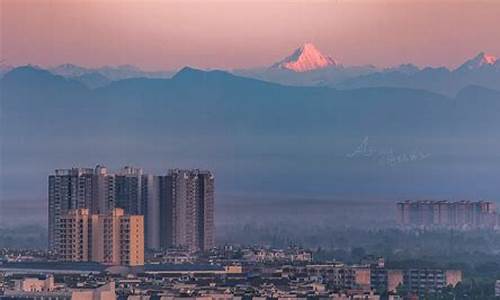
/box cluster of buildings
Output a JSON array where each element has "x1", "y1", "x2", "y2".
[
  {"x1": 0, "y1": 252, "x2": 462, "y2": 300},
  {"x1": 368, "y1": 260, "x2": 462, "y2": 295},
  {"x1": 396, "y1": 200, "x2": 498, "y2": 228},
  {"x1": 2, "y1": 166, "x2": 481, "y2": 299},
  {"x1": 1, "y1": 274, "x2": 115, "y2": 300},
  {"x1": 48, "y1": 166, "x2": 215, "y2": 266},
  {"x1": 243, "y1": 248, "x2": 313, "y2": 264}
]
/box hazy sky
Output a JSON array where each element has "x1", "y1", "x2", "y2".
[{"x1": 1, "y1": 0, "x2": 500, "y2": 70}]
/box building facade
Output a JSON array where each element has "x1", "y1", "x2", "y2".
[
  {"x1": 370, "y1": 263, "x2": 462, "y2": 294},
  {"x1": 157, "y1": 169, "x2": 215, "y2": 252},
  {"x1": 58, "y1": 209, "x2": 91, "y2": 262},
  {"x1": 57, "y1": 208, "x2": 144, "y2": 266},
  {"x1": 143, "y1": 174, "x2": 161, "y2": 250},
  {"x1": 48, "y1": 166, "x2": 114, "y2": 249},
  {"x1": 114, "y1": 166, "x2": 144, "y2": 215},
  {"x1": 403, "y1": 269, "x2": 462, "y2": 293},
  {"x1": 396, "y1": 200, "x2": 497, "y2": 228}
]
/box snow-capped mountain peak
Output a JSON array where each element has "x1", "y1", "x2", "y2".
[
  {"x1": 272, "y1": 43, "x2": 337, "y2": 72},
  {"x1": 457, "y1": 52, "x2": 497, "y2": 71}
]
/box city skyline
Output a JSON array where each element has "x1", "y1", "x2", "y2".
[
  {"x1": 2, "y1": 1, "x2": 500, "y2": 297},
  {"x1": 2, "y1": 0, "x2": 500, "y2": 70}
]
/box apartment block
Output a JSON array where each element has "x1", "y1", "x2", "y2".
[
  {"x1": 157, "y1": 169, "x2": 215, "y2": 252},
  {"x1": 403, "y1": 269, "x2": 462, "y2": 293},
  {"x1": 48, "y1": 166, "x2": 114, "y2": 249},
  {"x1": 58, "y1": 209, "x2": 91, "y2": 262},
  {"x1": 114, "y1": 166, "x2": 144, "y2": 215},
  {"x1": 143, "y1": 174, "x2": 160, "y2": 250},
  {"x1": 119, "y1": 213, "x2": 145, "y2": 266},
  {"x1": 370, "y1": 264, "x2": 462, "y2": 294},
  {"x1": 396, "y1": 200, "x2": 497, "y2": 228},
  {"x1": 57, "y1": 208, "x2": 144, "y2": 266}
]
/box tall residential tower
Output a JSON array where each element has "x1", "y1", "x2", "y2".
[
  {"x1": 48, "y1": 166, "x2": 114, "y2": 249},
  {"x1": 157, "y1": 169, "x2": 215, "y2": 252}
]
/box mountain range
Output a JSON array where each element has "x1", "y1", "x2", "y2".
[
  {"x1": 48, "y1": 64, "x2": 175, "y2": 88},
  {"x1": 336, "y1": 52, "x2": 500, "y2": 95},
  {"x1": 236, "y1": 45, "x2": 500, "y2": 95},
  {"x1": 2, "y1": 65, "x2": 500, "y2": 205},
  {"x1": 1, "y1": 43, "x2": 498, "y2": 95}
]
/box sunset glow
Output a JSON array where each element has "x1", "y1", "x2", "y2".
[{"x1": 1, "y1": 0, "x2": 500, "y2": 70}]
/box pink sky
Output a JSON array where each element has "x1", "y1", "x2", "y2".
[{"x1": 1, "y1": 0, "x2": 500, "y2": 71}]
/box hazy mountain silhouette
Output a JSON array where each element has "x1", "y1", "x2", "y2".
[
  {"x1": 48, "y1": 63, "x2": 175, "y2": 88},
  {"x1": 234, "y1": 49, "x2": 500, "y2": 95},
  {"x1": 337, "y1": 53, "x2": 500, "y2": 95},
  {"x1": 234, "y1": 64, "x2": 378, "y2": 87},
  {"x1": 72, "y1": 72, "x2": 112, "y2": 89},
  {"x1": 2, "y1": 66, "x2": 500, "y2": 210}
]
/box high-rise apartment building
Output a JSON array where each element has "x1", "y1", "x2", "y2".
[
  {"x1": 396, "y1": 200, "x2": 497, "y2": 228},
  {"x1": 48, "y1": 166, "x2": 114, "y2": 249},
  {"x1": 49, "y1": 166, "x2": 215, "y2": 253},
  {"x1": 114, "y1": 166, "x2": 144, "y2": 215},
  {"x1": 114, "y1": 167, "x2": 162, "y2": 251},
  {"x1": 119, "y1": 212, "x2": 145, "y2": 266},
  {"x1": 157, "y1": 169, "x2": 215, "y2": 252},
  {"x1": 94, "y1": 166, "x2": 116, "y2": 214},
  {"x1": 143, "y1": 175, "x2": 161, "y2": 250},
  {"x1": 58, "y1": 209, "x2": 91, "y2": 262},
  {"x1": 57, "y1": 208, "x2": 144, "y2": 266}
]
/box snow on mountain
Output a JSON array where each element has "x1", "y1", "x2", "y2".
[
  {"x1": 272, "y1": 43, "x2": 337, "y2": 72},
  {"x1": 456, "y1": 52, "x2": 497, "y2": 71}
]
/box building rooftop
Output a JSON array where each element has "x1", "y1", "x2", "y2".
[
  {"x1": 144, "y1": 263, "x2": 225, "y2": 273},
  {"x1": 0, "y1": 261, "x2": 107, "y2": 273}
]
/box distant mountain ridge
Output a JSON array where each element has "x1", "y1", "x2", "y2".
[
  {"x1": 3, "y1": 65, "x2": 500, "y2": 206},
  {"x1": 336, "y1": 52, "x2": 500, "y2": 95},
  {"x1": 457, "y1": 52, "x2": 498, "y2": 71},
  {"x1": 6, "y1": 64, "x2": 499, "y2": 140},
  {"x1": 2, "y1": 65, "x2": 500, "y2": 138},
  {"x1": 234, "y1": 45, "x2": 500, "y2": 95},
  {"x1": 50, "y1": 63, "x2": 174, "y2": 80},
  {"x1": 42, "y1": 64, "x2": 174, "y2": 88},
  {"x1": 3, "y1": 47, "x2": 499, "y2": 94}
]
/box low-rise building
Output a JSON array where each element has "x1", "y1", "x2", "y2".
[
  {"x1": 370, "y1": 264, "x2": 461, "y2": 294},
  {"x1": 2, "y1": 281, "x2": 115, "y2": 300}
]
